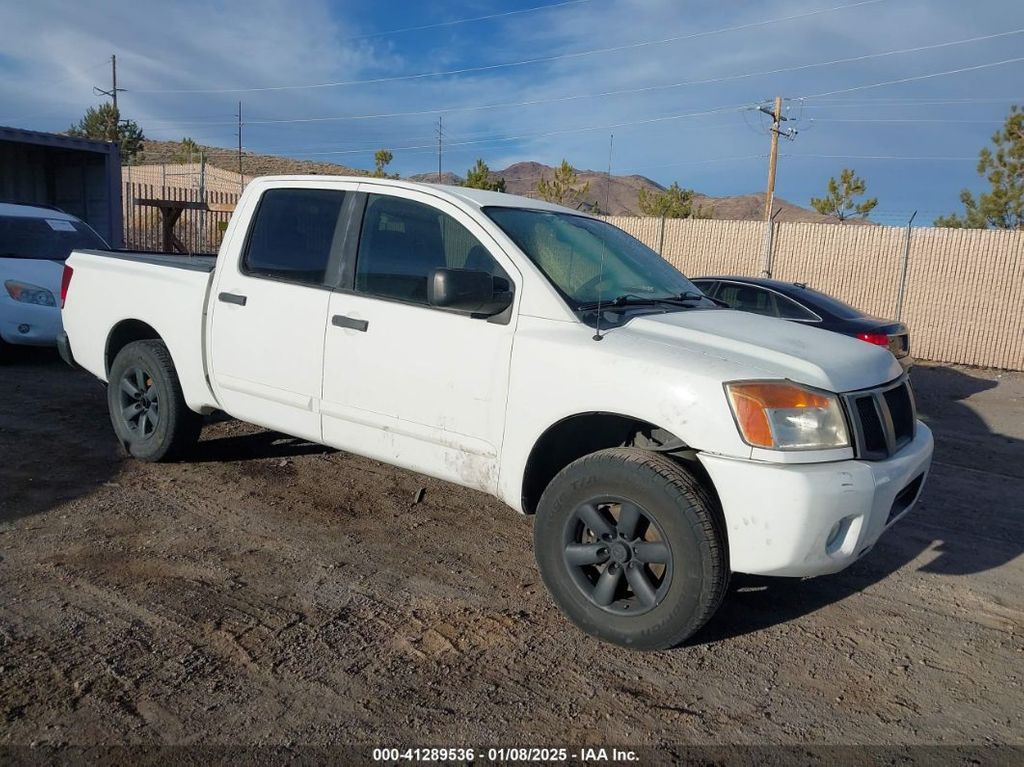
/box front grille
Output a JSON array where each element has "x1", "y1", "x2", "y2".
[{"x1": 843, "y1": 376, "x2": 917, "y2": 460}]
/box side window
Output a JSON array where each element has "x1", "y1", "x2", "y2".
[
  {"x1": 356, "y1": 194, "x2": 508, "y2": 305},
  {"x1": 243, "y1": 188, "x2": 346, "y2": 286},
  {"x1": 774, "y1": 294, "x2": 818, "y2": 321},
  {"x1": 717, "y1": 283, "x2": 777, "y2": 317}
]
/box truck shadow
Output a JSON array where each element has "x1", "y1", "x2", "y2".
[
  {"x1": 191, "y1": 429, "x2": 334, "y2": 463},
  {"x1": 692, "y1": 365, "x2": 1024, "y2": 645}
]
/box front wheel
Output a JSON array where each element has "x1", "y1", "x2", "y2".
[
  {"x1": 533, "y1": 448, "x2": 728, "y2": 650},
  {"x1": 107, "y1": 340, "x2": 201, "y2": 462}
]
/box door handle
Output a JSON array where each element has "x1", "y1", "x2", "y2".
[
  {"x1": 218, "y1": 292, "x2": 247, "y2": 306},
  {"x1": 332, "y1": 314, "x2": 368, "y2": 332}
]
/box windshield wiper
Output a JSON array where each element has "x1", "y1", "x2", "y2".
[{"x1": 578, "y1": 292, "x2": 707, "y2": 311}]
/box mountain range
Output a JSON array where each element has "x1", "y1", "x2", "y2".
[{"x1": 140, "y1": 141, "x2": 833, "y2": 222}]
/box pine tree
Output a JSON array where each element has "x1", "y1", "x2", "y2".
[
  {"x1": 67, "y1": 103, "x2": 145, "y2": 163},
  {"x1": 637, "y1": 182, "x2": 708, "y2": 218},
  {"x1": 810, "y1": 168, "x2": 878, "y2": 222},
  {"x1": 172, "y1": 137, "x2": 202, "y2": 163},
  {"x1": 536, "y1": 160, "x2": 590, "y2": 207},
  {"x1": 935, "y1": 105, "x2": 1024, "y2": 229},
  {"x1": 372, "y1": 148, "x2": 398, "y2": 178},
  {"x1": 462, "y1": 159, "x2": 506, "y2": 192}
]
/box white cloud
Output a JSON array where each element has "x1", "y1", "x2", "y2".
[{"x1": 1, "y1": 0, "x2": 1021, "y2": 213}]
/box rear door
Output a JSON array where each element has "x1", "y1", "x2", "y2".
[
  {"x1": 320, "y1": 188, "x2": 520, "y2": 492},
  {"x1": 208, "y1": 183, "x2": 358, "y2": 441}
]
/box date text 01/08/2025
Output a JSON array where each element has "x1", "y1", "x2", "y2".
[{"x1": 371, "y1": 747, "x2": 639, "y2": 762}]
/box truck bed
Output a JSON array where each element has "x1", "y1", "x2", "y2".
[
  {"x1": 75, "y1": 249, "x2": 217, "y2": 273},
  {"x1": 63, "y1": 248, "x2": 220, "y2": 413}
]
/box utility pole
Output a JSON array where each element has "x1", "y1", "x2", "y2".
[
  {"x1": 93, "y1": 54, "x2": 124, "y2": 140},
  {"x1": 758, "y1": 97, "x2": 798, "y2": 221},
  {"x1": 237, "y1": 101, "x2": 244, "y2": 192},
  {"x1": 436, "y1": 116, "x2": 444, "y2": 183},
  {"x1": 605, "y1": 133, "x2": 614, "y2": 215},
  {"x1": 761, "y1": 96, "x2": 784, "y2": 222}
]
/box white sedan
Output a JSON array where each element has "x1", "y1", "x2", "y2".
[{"x1": 1, "y1": 202, "x2": 108, "y2": 359}]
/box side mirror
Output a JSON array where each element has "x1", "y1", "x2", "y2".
[{"x1": 427, "y1": 268, "x2": 513, "y2": 316}]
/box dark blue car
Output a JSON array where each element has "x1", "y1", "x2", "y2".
[{"x1": 691, "y1": 276, "x2": 912, "y2": 369}]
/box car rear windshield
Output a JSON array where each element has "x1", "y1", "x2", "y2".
[
  {"x1": 794, "y1": 285, "x2": 866, "y2": 319},
  {"x1": 484, "y1": 207, "x2": 698, "y2": 309},
  {"x1": 0, "y1": 215, "x2": 108, "y2": 261}
]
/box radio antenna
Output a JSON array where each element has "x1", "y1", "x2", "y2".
[{"x1": 592, "y1": 250, "x2": 606, "y2": 341}]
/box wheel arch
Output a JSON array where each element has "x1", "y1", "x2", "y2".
[
  {"x1": 105, "y1": 319, "x2": 163, "y2": 376},
  {"x1": 520, "y1": 411, "x2": 708, "y2": 515}
]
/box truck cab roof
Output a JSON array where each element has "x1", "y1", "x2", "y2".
[{"x1": 248, "y1": 175, "x2": 587, "y2": 216}]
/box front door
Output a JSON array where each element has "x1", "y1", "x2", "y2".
[{"x1": 321, "y1": 188, "x2": 519, "y2": 492}]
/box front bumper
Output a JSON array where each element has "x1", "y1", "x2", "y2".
[
  {"x1": 0, "y1": 301, "x2": 62, "y2": 347},
  {"x1": 698, "y1": 422, "x2": 933, "y2": 577}
]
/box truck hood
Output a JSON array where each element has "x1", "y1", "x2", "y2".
[{"x1": 619, "y1": 308, "x2": 902, "y2": 393}]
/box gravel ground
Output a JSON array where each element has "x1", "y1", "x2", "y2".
[{"x1": 0, "y1": 352, "x2": 1021, "y2": 754}]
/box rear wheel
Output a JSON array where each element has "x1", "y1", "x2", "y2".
[
  {"x1": 534, "y1": 448, "x2": 728, "y2": 650},
  {"x1": 107, "y1": 340, "x2": 201, "y2": 461}
]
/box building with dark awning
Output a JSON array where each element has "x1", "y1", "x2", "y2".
[{"x1": 0, "y1": 125, "x2": 122, "y2": 247}]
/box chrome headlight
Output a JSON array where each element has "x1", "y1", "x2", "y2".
[
  {"x1": 5, "y1": 280, "x2": 56, "y2": 307},
  {"x1": 725, "y1": 380, "x2": 850, "y2": 450}
]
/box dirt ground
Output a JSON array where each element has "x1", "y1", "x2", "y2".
[{"x1": 0, "y1": 351, "x2": 1021, "y2": 754}]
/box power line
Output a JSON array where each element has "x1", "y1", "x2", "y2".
[
  {"x1": 128, "y1": 27, "x2": 1024, "y2": 131},
  {"x1": 340, "y1": 0, "x2": 594, "y2": 40},
  {"x1": 801, "y1": 56, "x2": 1024, "y2": 99},
  {"x1": 784, "y1": 153, "x2": 976, "y2": 160},
  {"x1": 244, "y1": 103, "x2": 751, "y2": 158},
  {"x1": 129, "y1": 0, "x2": 889, "y2": 94},
  {"x1": 806, "y1": 117, "x2": 1004, "y2": 123},
  {"x1": 807, "y1": 95, "x2": 1024, "y2": 104}
]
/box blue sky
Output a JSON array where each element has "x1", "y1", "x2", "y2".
[{"x1": 1, "y1": 0, "x2": 1021, "y2": 223}]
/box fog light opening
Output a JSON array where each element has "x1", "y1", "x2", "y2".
[
  {"x1": 17, "y1": 324, "x2": 30, "y2": 334},
  {"x1": 826, "y1": 516, "x2": 855, "y2": 555}
]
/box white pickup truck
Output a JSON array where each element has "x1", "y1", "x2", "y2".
[{"x1": 60, "y1": 176, "x2": 933, "y2": 649}]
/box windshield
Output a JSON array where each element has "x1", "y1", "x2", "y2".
[
  {"x1": 485, "y1": 207, "x2": 701, "y2": 309},
  {"x1": 0, "y1": 215, "x2": 108, "y2": 261}
]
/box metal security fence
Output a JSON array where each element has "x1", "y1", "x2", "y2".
[
  {"x1": 603, "y1": 216, "x2": 1024, "y2": 371},
  {"x1": 122, "y1": 181, "x2": 239, "y2": 254}
]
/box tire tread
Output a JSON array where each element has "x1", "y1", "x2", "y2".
[{"x1": 536, "y1": 447, "x2": 729, "y2": 649}]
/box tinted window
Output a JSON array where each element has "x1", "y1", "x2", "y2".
[
  {"x1": 243, "y1": 189, "x2": 346, "y2": 285},
  {"x1": 356, "y1": 194, "x2": 507, "y2": 305},
  {"x1": 0, "y1": 215, "x2": 107, "y2": 261},
  {"x1": 775, "y1": 294, "x2": 818, "y2": 320},
  {"x1": 793, "y1": 285, "x2": 865, "y2": 320},
  {"x1": 717, "y1": 283, "x2": 777, "y2": 316},
  {"x1": 486, "y1": 207, "x2": 699, "y2": 308},
  {"x1": 690, "y1": 279, "x2": 717, "y2": 296}
]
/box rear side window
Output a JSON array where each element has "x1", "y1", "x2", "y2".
[
  {"x1": 775, "y1": 294, "x2": 818, "y2": 321},
  {"x1": 243, "y1": 189, "x2": 346, "y2": 285},
  {"x1": 355, "y1": 194, "x2": 507, "y2": 305},
  {"x1": 0, "y1": 215, "x2": 107, "y2": 261}
]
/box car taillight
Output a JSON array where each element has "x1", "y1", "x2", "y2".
[
  {"x1": 60, "y1": 265, "x2": 74, "y2": 308},
  {"x1": 856, "y1": 331, "x2": 889, "y2": 347}
]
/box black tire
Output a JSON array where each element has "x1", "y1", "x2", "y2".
[
  {"x1": 0, "y1": 337, "x2": 13, "y2": 364},
  {"x1": 107, "y1": 340, "x2": 201, "y2": 462},
  {"x1": 534, "y1": 448, "x2": 728, "y2": 650}
]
